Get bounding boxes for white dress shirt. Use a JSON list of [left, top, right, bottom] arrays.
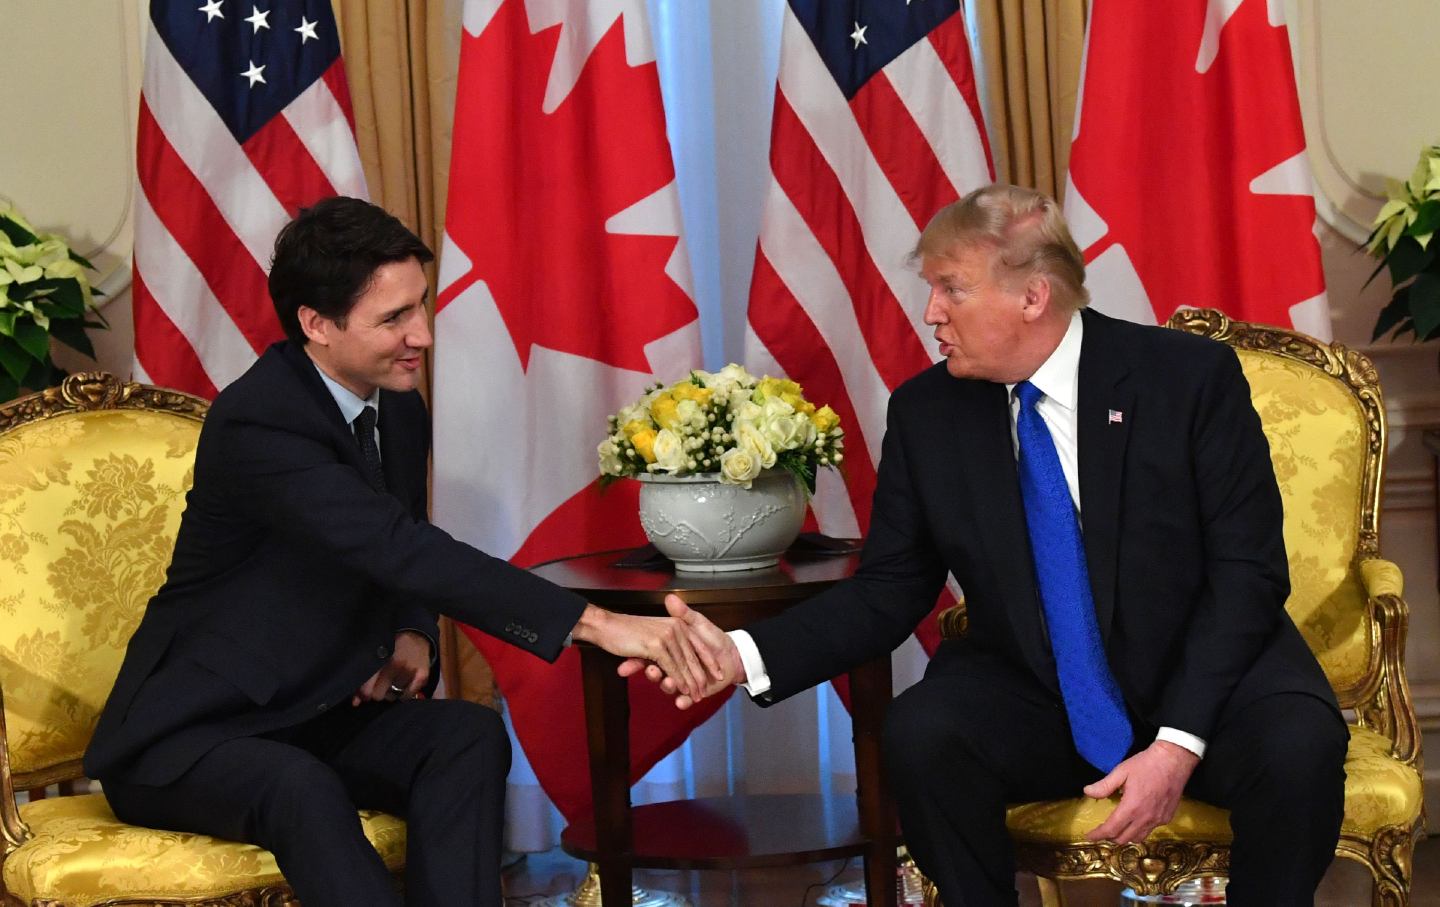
[[730, 311, 1206, 760]]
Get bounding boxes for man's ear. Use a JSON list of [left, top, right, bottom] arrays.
[[1021, 275, 1053, 323], [297, 305, 330, 346]]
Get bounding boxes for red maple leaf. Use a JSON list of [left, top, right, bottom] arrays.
[[1068, 0, 1324, 326], [438, 1, 696, 371]]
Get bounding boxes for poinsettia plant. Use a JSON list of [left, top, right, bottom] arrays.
[[0, 205, 108, 402], [598, 364, 844, 493], [1367, 143, 1440, 342]]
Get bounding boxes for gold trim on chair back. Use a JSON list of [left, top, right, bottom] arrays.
[[1166, 309, 1417, 770], [0, 374, 208, 853]]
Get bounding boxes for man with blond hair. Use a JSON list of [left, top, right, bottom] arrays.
[[638, 184, 1346, 904]]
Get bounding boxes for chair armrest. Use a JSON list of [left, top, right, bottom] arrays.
[[937, 599, 968, 640], [1356, 558, 1421, 769], [1359, 558, 1404, 600], [0, 678, 33, 856]]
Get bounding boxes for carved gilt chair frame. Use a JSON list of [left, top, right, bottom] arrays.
[[0, 373, 311, 907]]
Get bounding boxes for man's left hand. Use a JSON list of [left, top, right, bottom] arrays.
[[353, 630, 432, 705], [1082, 740, 1200, 844]]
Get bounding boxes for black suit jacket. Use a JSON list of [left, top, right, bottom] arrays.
[[86, 341, 586, 786], [747, 309, 1336, 741]]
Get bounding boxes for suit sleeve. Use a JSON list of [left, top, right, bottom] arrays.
[[745, 394, 949, 703], [216, 406, 586, 663], [1158, 348, 1290, 739]]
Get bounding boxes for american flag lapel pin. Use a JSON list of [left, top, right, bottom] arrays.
[[1108, 409, 1124, 425]]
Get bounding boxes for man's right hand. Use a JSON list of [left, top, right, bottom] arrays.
[[619, 594, 745, 709], [570, 595, 724, 699]]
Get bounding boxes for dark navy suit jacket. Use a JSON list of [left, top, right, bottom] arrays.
[[86, 341, 586, 785]]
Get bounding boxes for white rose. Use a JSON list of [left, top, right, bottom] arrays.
[[719, 446, 762, 487], [734, 422, 776, 469], [764, 412, 814, 451], [650, 429, 687, 473], [597, 438, 626, 475], [731, 400, 763, 424], [762, 395, 795, 419]]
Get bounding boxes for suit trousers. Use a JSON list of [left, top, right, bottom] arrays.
[[882, 643, 1346, 907], [102, 698, 510, 907]]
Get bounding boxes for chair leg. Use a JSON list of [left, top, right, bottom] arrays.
[[1035, 876, 1066, 907], [1366, 827, 1414, 907]]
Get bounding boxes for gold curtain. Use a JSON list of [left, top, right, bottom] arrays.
[[334, 0, 496, 708], [973, 0, 1088, 201]]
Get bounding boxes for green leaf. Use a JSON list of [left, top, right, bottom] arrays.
[[0, 335, 35, 383], [11, 317, 49, 361], [1372, 287, 1411, 342], [0, 216, 37, 247], [0, 310, 15, 337], [1386, 237, 1434, 286], [43, 279, 85, 315], [67, 249, 96, 270], [1408, 272, 1440, 340], [48, 317, 96, 359], [1406, 200, 1440, 238], [0, 370, 17, 404]]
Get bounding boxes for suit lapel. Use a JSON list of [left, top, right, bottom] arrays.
[[952, 380, 1054, 685], [279, 342, 377, 484], [1076, 310, 1134, 640]]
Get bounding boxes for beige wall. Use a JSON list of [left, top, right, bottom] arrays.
[[3, 0, 1439, 811]]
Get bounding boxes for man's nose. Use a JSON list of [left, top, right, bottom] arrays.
[[922, 290, 945, 325], [410, 316, 434, 350]]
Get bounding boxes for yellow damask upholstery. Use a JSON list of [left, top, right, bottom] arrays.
[[0, 374, 407, 905], [3, 796, 405, 907], [926, 311, 1424, 907]]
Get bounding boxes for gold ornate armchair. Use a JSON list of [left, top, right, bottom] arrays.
[[0, 374, 406, 907], [927, 309, 1424, 906]]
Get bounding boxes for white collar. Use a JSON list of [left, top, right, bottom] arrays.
[[1007, 310, 1083, 410], [310, 358, 379, 426]]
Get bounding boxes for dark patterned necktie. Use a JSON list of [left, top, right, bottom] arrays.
[[353, 405, 387, 493], [1014, 380, 1132, 771]]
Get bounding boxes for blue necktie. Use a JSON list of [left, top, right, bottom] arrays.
[[1014, 381, 1132, 772]]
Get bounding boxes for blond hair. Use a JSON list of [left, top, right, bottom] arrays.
[[914, 184, 1089, 311]]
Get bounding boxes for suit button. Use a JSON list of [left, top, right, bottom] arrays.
[[317, 702, 329, 712], [376, 645, 390, 659], [527, 631, 539, 643]]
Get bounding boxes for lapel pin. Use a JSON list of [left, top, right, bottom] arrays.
[[1108, 409, 1124, 424]]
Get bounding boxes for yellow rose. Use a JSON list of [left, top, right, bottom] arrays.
[[622, 419, 652, 440], [756, 377, 802, 401], [630, 429, 658, 463], [670, 382, 713, 405], [810, 405, 840, 433], [650, 394, 681, 432]]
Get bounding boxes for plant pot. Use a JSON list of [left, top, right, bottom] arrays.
[[635, 470, 806, 572]]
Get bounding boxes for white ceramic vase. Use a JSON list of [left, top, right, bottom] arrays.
[[635, 470, 806, 572]]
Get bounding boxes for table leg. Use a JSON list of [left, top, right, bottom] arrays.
[[850, 655, 898, 907], [580, 644, 633, 905]]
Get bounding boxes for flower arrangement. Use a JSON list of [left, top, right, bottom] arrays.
[[0, 205, 106, 401], [1367, 143, 1440, 342], [598, 364, 844, 492]]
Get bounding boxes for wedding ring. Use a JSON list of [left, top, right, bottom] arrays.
[[387, 683, 405, 696]]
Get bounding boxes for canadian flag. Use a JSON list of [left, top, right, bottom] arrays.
[[430, 0, 727, 822], [1064, 0, 1329, 338]]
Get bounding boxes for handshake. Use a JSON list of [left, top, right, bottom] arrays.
[[570, 594, 747, 708]]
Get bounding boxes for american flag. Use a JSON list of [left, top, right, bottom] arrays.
[[744, 1, 994, 668], [133, 0, 366, 398]]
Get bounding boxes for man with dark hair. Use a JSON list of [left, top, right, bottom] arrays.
[[86, 197, 715, 907], [639, 184, 1347, 905]]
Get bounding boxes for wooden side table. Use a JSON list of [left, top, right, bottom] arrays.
[[530, 549, 899, 907]]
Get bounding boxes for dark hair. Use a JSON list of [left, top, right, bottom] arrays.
[[268, 196, 434, 346]]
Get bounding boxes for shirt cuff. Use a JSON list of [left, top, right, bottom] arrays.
[[728, 629, 771, 697], [1156, 726, 1207, 759]]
